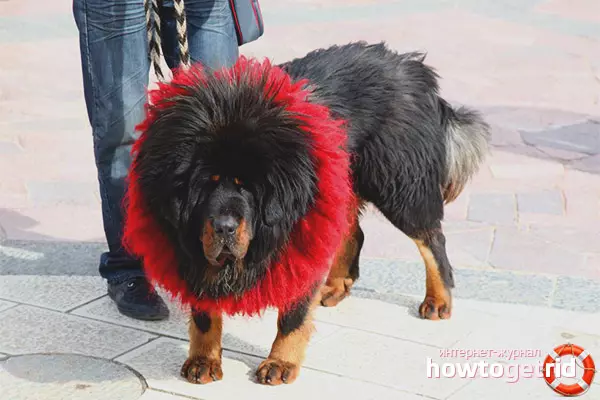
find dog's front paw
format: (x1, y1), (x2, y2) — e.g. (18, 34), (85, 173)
(256, 358), (300, 385)
(181, 357), (223, 384)
(419, 292), (452, 320)
(320, 277), (354, 307)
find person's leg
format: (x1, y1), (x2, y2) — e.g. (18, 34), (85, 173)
(160, 0), (239, 70)
(73, 0), (169, 320)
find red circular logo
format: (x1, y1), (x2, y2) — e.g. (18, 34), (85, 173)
(543, 343), (596, 397)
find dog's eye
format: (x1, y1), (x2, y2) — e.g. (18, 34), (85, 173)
(211, 175), (220, 182)
(233, 177), (242, 186)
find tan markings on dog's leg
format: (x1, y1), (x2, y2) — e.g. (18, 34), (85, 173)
(256, 295), (320, 385)
(180, 312), (223, 384)
(320, 203), (362, 307)
(415, 239), (451, 320)
(320, 228), (358, 307)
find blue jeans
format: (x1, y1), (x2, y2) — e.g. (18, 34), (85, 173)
(73, 0), (239, 283)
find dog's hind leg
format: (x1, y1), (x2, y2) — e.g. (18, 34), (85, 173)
(412, 226), (454, 320)
(371, 197), (454, 320)
(320, 212), (364, 307)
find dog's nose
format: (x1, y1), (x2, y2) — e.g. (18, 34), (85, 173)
(213, 216), (239, 237)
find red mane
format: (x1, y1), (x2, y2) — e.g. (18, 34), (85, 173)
(123, 57), (353, 316)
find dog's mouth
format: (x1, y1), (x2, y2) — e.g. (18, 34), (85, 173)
(214, 250), (237, 268)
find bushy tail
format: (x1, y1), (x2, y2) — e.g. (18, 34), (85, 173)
(438, 98), (491, 203)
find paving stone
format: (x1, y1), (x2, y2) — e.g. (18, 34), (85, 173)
(552, 276), (600, 313)
(117, 338), (408, 400)
(0, 240), (106, 276)
(0, 141), (21, 155)
(72, 295), (340, 359)
(27, 181), (99, 207)
(489, 227), (588, 277)
(489, 158), (565, 179)
(139, 391), (191, 400)
(445, 228), (494, 267)
(516, 189), (564, 215)
(305, 328), (468, 398)
(314, 296), (492, 348)
(482, 107), (590, 132)
(455, 297), (600, 336)
(467, 193), (516, 225)
(0, 305), (156, 358)
(356, 259), (556, 307)
(536, 145), (588, 161)
(447, 371), (574, 400)
(528, 225), (600, 254)
(520, 120), (600, 155)
(0, 354), (144, 400)
(359, 215), (421, 261)
(453, 269), (554, 307)
(0, 300), (17, 313)
(0, 276), (105, 312)
(0, 207), (105, 242)
(570, 153), (600, 174)
(71, 295), (190, 340)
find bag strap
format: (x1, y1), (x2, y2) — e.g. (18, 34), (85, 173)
(144, 0), (191, 83)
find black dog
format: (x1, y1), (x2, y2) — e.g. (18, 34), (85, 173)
(124, 41), (490, 385)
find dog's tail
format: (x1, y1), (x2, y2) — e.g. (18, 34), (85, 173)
(438, 98), (491, 203)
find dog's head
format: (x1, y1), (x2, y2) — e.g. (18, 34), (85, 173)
(130, 65), (318, 298)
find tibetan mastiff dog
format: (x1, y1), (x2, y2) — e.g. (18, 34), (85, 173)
(123, 41), (490, 385)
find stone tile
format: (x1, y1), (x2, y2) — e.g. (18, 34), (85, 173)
(305, 328), (468, 398)
(355, 259), (555, 307)
(0, 305), (155, 358)
(482, 107), (590, 132)
(314, 296), (492, 348)
(516, 190), (564, 215)
(223, 310), (342, 358)
(73, 295), (340, 358)
(571, 153), (600, 174)
(552, 276), (600, 313)
(359, 216), (421, 261)
(139, 390), (191, 400)
(536, 145), (588, 161)
(0, 300), (17, 313)
(453, 269), (554, 307)
(487, 152), (565, 180)
(528, 225), (600, 254)
(0, 240), (106, 276)
(447, 373), (568, 400)
(71, 295), (189, 340)
(489, 227), (588, 277)
(0, 276), (106, 312)
(27, 181), (99, 207)
(446, 227), (494, 267)
(0, 207), (104, 242)
(467, 193), (516, 225)
(451, 316), (600, 369)
(357, 259), (425, 297)
(0, 354), (144, 400)
(536, 0), (600, 23)
(520, 120), (600, 155)
(117, 338), (408, 400)
(0, 141), (21, 155)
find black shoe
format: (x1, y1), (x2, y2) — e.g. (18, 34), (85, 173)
(107, 277), (170, 321)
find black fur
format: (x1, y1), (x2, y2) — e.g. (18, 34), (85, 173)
(278, 293), (313, 336)
(134, 41), (489, 302)
(192, 310), (212, 334)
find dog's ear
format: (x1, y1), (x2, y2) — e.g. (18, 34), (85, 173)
(263, 196), (283, 226)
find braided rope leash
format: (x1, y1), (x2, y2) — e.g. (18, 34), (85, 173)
(144, 0), (190, 83)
